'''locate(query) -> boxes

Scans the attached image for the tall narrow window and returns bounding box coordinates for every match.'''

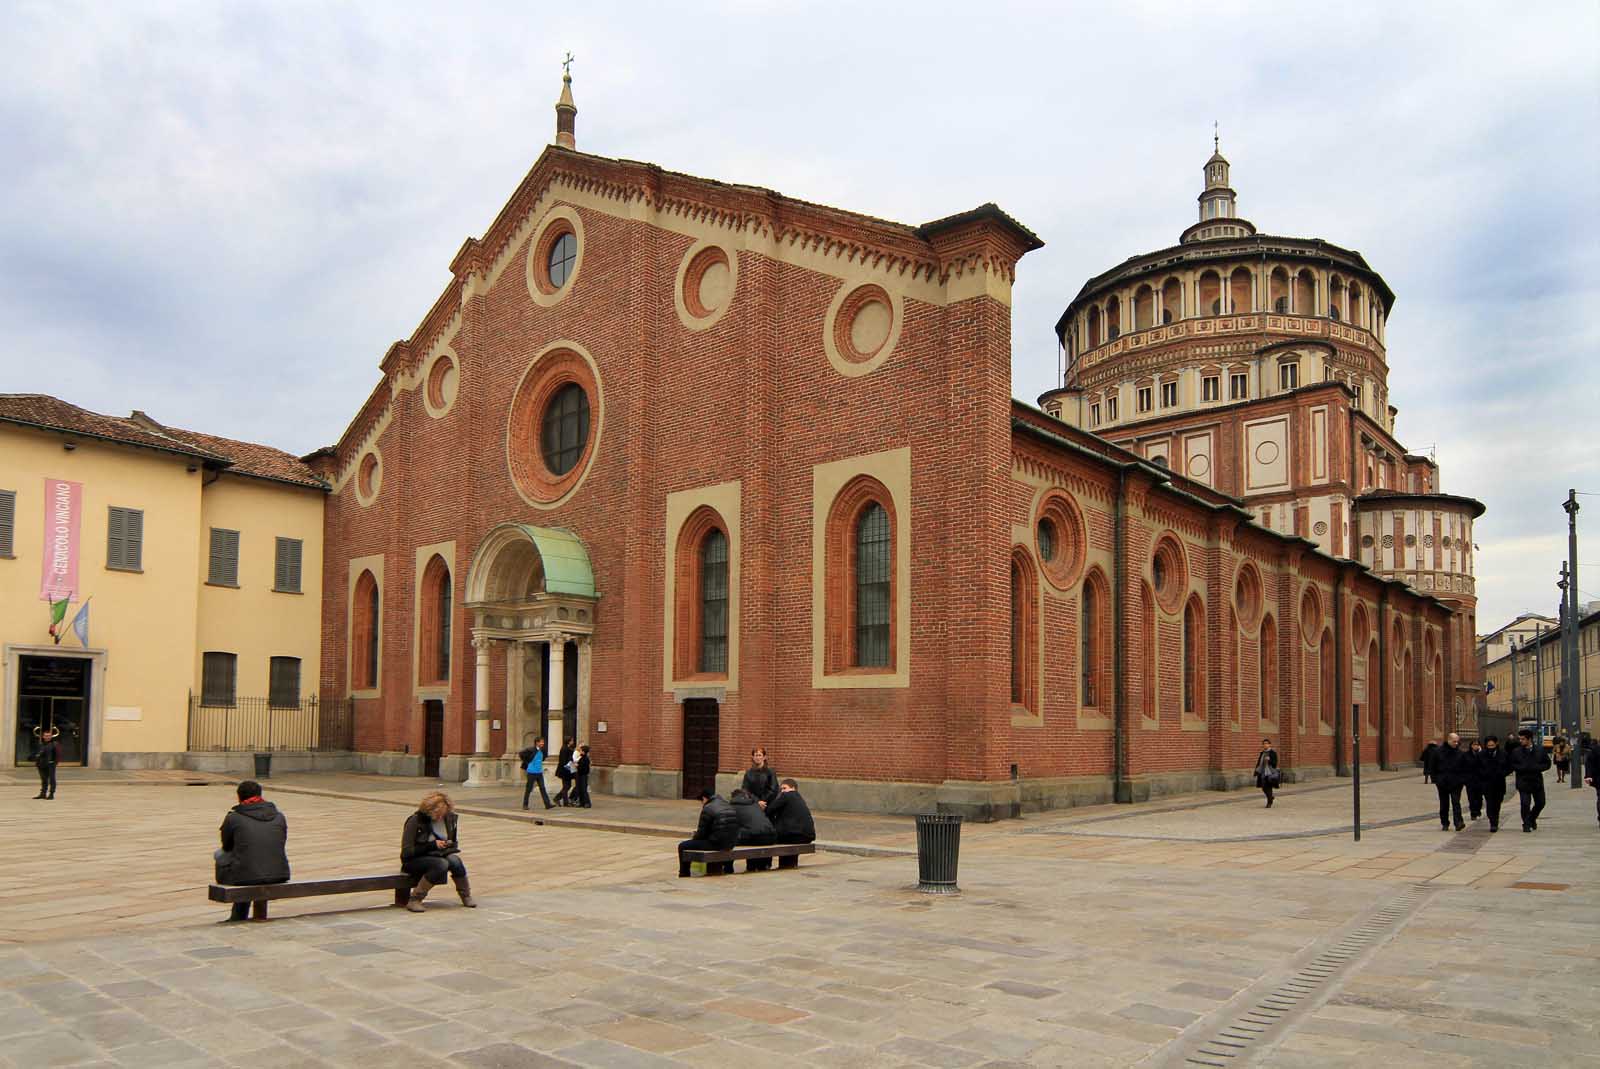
[0,489,14,557]
[202,652,237,707]
[1279,361,1299,391]
[352,570,380,690]
[1161,382,1178,408]
[269,656,301,708]
[1260,616,1277,724]
[107,506,143,571]
[420,555,452,684]
[1320,630,1336,727]
[274,537,303,593]
[1202,375,1220,402]
[1009,549,1039,711]
[208,527,240,586]
[1106,395,1118,421]
[1230,372,1248,400]
[855,504,891,667]
[1183,598,1203,716]
[1142,584,1157,721]
[1082,580,1097,707]
[437,569,452,681]
[1137,386,1153,413]
[699,529,729,673]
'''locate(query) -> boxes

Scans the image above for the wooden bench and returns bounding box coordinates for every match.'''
[679,843,815,877]
[207,874,418,919]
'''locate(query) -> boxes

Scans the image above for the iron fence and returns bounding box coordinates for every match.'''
[187,695,353,752]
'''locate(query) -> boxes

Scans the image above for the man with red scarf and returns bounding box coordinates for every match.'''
[214,780,290,921]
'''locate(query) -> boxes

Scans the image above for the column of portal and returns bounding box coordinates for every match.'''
[473,636,492,756]
[547,636,565,757]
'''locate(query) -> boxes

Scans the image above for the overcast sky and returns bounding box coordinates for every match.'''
[3,1,1597,632]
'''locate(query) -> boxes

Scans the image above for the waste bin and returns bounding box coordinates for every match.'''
[915,813,962,894]
[253,752,272,779]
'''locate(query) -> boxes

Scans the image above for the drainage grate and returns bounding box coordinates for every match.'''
[1179,884,1433,1067]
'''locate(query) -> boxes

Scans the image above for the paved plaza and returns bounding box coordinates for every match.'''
[1,770,1597,1067]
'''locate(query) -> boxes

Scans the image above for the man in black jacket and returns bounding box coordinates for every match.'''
[214,780,290,921]
[678,789,739,876]
[1508,729,1552,832]
[731,789,776,871]
[1432,733,1467,831]
[1478,734,1511,832]
[1584,736,1600,826]
[765,779,816,844]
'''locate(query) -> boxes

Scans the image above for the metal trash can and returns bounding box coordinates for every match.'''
[915,813,962,894]
[253,752,272,779]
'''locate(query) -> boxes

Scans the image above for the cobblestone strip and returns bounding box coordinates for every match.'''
[1156,882,1436,1068]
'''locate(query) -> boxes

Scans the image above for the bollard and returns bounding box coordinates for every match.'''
[915,813,962,894]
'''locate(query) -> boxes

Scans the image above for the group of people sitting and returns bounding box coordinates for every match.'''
[1421,729,1595,833]
[213,780,476,919]
[678,747,817,872]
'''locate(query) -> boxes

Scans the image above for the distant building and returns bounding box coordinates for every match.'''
[0,395,327,769]
[1482,607,1600,735]
[1040,141,1485,734]
[1477,612,1557,667]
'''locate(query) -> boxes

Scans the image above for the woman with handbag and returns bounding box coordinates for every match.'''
[553,738,577,806]
[1255,738,1280,808]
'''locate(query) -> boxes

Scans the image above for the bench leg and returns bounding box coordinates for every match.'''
[679,858,692,878]
[778,853,799,870]
[251,899,268,921]
[395,886,410,907]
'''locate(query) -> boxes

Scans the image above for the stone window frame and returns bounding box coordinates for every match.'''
[351,568,381,693]
[672,505,732,683]
[823,475,899,677]
[1010,546,1039,714]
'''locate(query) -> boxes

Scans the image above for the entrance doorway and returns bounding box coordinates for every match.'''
[15,656,90,766]
[422,700,444,779]
[681,698,719,799]
[538,641,579,747]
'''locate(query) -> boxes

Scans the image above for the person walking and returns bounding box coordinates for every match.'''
[32,726,60,800]
[401,791,476,911]
[573,744,592,808]
[741,747,779,807]
[519,736,552,810]
[1464,739,1486,821]
[1254,738,1280,808]
[1508,728,1552,832]
[1419,740,1438,784]
[214,780,290,922]
[1433,733,1467,831]
[553,738,577,806]
[1478,734,1510,833]
[1584,737,1600,827]
[1553,736,1571,784]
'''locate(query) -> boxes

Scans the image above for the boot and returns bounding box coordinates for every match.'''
[405,877,435,912]
[454,876,477,908]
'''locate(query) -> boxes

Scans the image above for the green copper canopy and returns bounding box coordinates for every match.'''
[517,524,595,598]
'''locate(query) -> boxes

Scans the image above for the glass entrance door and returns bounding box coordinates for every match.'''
[15,656,90,766]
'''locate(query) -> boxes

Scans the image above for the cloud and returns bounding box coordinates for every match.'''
[1,0,1596,632]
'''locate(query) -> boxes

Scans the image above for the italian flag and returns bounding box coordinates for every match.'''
[47,597,69,645]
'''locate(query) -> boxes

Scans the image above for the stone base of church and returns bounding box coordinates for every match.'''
[603,763,682,799]
[462,756,521,787]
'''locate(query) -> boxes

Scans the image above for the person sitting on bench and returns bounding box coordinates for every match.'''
[401,791,476,912]
[765,778,816,844]
[731,788,776,870]
[678,788,739,871]
[214,779,289,922]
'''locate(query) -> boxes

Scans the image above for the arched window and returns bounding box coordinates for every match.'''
[1010,549,1039,711]
[1081,570,1111,710]
[1088,306,1102,347]
[855,504,891,668]
[1328,277,1346,321]
[1105,297,1121,341]
[1133,285,1154,331]
[1198,271,1222,316]
[1230,267,1252,313]
[352,569,380,690]
[1367,638,1380,734]
[700,529,729,673]
[420,555,452,684]
[1349,283,1364,327]
[1403,649,1415,733]
[1161,278,1182,323]
[1183,596,1204,717]
[1260,615,1278,725]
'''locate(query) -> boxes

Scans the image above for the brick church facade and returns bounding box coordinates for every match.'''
[310,77,1466,818]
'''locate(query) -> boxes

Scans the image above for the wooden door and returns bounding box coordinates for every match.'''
[681,699,719,800]
[422,700,444,779]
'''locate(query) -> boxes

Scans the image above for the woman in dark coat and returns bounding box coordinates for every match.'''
[740,747,778,806]
[553,739,577,806]
[401,791,476,911]
[1254,738,1280,808]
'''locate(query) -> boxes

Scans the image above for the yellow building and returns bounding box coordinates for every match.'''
[0,395,326,770]
[1482,604,1600,736]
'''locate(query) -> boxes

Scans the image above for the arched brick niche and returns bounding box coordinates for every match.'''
[672,505,731,680]
[823,475,898,675]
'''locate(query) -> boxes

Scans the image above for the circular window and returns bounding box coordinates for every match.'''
[355,450,381,506]
[540,383,590,476]
[1361,534,1375,549]
[1035,490,1086,590]
[506,342,602,508]
[1234,563,1263,630]
[547,232,577,290]
[1152,535,1187,613]
[1381,534,1394,549]
[1151,455,1170,469]
[1300,586,1322,644]
[1037,519,1055,563]
[526,206,586,308]
[424,353,459,417]
[824,281,904,377]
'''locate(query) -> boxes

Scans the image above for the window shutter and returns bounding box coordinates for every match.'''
[124,509,143,571]
[274,537,302,593]
[0,490,14,557]
[107,507,125,569]
[209,528,239,586]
